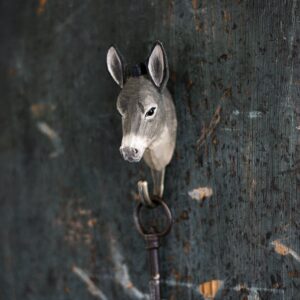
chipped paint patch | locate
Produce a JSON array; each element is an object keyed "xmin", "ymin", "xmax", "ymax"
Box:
[
  {"xmin": 55, "ymin": 198, "xmax": 95, "ymax": 245},
  {"xmin": 232, "ymin": 109, "xmax": 240, "ymax": 116},
  {"xmin": 36, "ymin": 0, "xmax": 47, "ymax": 15},
  {"xmin": 110, "ymin": 238, "xmax": 149, "ymax": 299},
  {"xmin": 72, "ymin": 266, "xmax": 108, "ymax": 300},
  {"xmin": 31, "ymin": 103, "xmax": 56, "ymax": 118},
  {"xmin": 271, "ymin": 240, "xmax": 300, "ymax": 262},
  {"xmin": 188, "ymin": 187, "xmax": 213, "ymax": 202},
  {"xmin": 36, "ymin": 122, "xmax": 64, "ymax": 158},
  {"xmin": 288, "ymin": 270, "xmax": 300, "ymax": 278},
  {"xmin": 296, "ymin": 125, "xmax": 300, "ymax": 130},
  {"xmin": 248, "ymin": 111, "xmax": 263, "ymax": 119},
  {"xmin": 199, "ymin": 280, "xmax": 223, "ymax": 300}
]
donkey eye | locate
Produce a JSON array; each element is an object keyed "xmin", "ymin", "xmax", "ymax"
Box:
[{"xmin": 145, "ymin": 107, "xmax": 156, "ymax": 118}]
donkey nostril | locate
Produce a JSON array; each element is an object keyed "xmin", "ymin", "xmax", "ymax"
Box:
[{"xmin": 120, "ymin": 147, "xmax": 140, "ymax": 162}]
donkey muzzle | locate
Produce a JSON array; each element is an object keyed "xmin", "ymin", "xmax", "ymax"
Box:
[{"xmin": 120, "ymin": 146, "xmax": 142, "ymax": 162}]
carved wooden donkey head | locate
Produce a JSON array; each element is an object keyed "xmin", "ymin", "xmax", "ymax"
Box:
[{"xmin": 106, "ymin": 41, "xmax": 177, "ymax": 199}]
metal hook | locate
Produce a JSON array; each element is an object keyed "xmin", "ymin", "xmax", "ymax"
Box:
[{"xmin": 137, "ymin": 168, "xmax": 166, "ymax": 207}]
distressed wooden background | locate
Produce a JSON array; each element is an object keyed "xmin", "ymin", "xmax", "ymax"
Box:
[{"xmin": 0, "ymin": 0, "xmax": 300, "ymax": 299}]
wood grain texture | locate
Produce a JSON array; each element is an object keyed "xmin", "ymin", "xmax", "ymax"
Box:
[{"xmin": 0, "ymin": 0, "xmax": 299, "ymax": 299}]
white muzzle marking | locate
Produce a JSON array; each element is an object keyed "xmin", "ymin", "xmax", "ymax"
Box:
[
  {"xmin": 121, "ymin": 134, "xmax": 147, "ymax": 152},
  {"xmin": 120, "ymin": 134, "xmax": 148, "ymax": 162}
]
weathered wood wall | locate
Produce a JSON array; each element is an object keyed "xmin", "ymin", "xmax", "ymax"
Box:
[{"xmin": 0, "ymin": 0, "xmax": 300, "ymax": 299}]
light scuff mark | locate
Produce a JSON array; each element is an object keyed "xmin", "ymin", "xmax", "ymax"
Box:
[
  {"xmin": 271, "ymin": 240, "xmax": 300, "ymax": 262},
  {"xmin": 296, "ymin": 125, "xmax": 300, "ymax": 130},
  {"xmin": 162, "ymin": 279, "xmax": 195, "ymax": 290},
  {"xmin": 197, "ymin": 105, "xmax": 221, "ymax": 150},
  {"xmin": 188, "ymin": 187, "xmax": 213, "ymax": 202},
  {"xmin": 230, "ymin": 110, "xmax": 263, "ymax": 119},
  {"xmin": 72, "ymin": 266, "xmax": 108, "ymax": 300},
  {"xmin": 199, "ymin": 280, "xmax": 224, "ymax": 300},
  {"xmin": 110, "ymin": 238, "xmax": 149, "ymax": 299},
  {"xmin": 55, "ymin": 3, "xmax": 89, "ymax": 33},
  {"xmin": 233, "ymin": 283, "xmax": 284, "ymax": 300},
  {"xmin": 36, "ymin": 0, "xmax": 47, "ymax": 15},
  {"xmin": 36, "ymin": 122, "xmax": 64, "ymax": 158},
  {"xmin": 248, "ymin": 111, "xmax": 263, "ymax": 119},
  {"xmin": 232, "ymin": 109, "xmax": 240, "ymax": 116}
]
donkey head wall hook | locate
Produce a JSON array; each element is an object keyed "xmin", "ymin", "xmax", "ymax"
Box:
[{"xmin": 106, "ymin": 41, "xmax": 177, "ymax": 206}]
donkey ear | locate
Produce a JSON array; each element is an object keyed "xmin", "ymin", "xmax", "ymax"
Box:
[
  {"xmin": 106, "ymin": 46, "xmax": 125, "ymax": 88},
  {"xmin": 147, "ymin": 41, "xmax": 169, "ymax": 90}
]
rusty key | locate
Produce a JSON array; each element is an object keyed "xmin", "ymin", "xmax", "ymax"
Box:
[{"xmin": 134, "ymin": 198, "xmax": 173, "ymax": 300}]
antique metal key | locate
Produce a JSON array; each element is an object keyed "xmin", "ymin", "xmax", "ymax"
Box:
[
  {"xmin": 134, "ymin": 198, "xmax": 173, "ymax": 300},
  {"xmin": 145, "ymin": 231, "xmax": 161, "ymax": 299}
]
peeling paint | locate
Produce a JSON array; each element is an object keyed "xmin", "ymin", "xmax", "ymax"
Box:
[
  {"xmin": 36, "ymin": 122, "xmax": 64, "ymax": 158},
  {"xmin": 199, "ymin": 280, "xmax": 223, "ymax": 300},
  {"xmin": 162, "ymin": 278, "xmax": 224, "ymax": 298},
  {"xmin": 271, "ymin": 240, "xmax": 300, "ymax": 262},
  {"xmin": 188, "ymin": 187, "xmax": 213, "ymax": 202},
  {"xmin": 110, "ymin": 238, "xmax": 149, "ymax": 299},
  {"xmin": 72, "ymin": 266, "xmax": 108, "ymax": 300}
]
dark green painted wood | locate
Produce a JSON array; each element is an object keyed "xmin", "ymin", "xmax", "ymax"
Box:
[{"xmin": 0, "ymin": 0, "xmax": 299, "ymax": 299}]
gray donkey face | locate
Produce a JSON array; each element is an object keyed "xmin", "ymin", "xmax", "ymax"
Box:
[{"xmin": 106, "ymin": 42, "xmax": 169, "ymax": 163}]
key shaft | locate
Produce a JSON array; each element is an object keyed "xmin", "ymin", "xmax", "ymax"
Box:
[{"xmin": 145, "ymin": 234, "xmax": 160, "ymax": 300}]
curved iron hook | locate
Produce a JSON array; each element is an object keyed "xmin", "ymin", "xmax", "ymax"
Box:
[{"xmin": 137, "ymin": 168, "xmax": 165, "ymax": 207}]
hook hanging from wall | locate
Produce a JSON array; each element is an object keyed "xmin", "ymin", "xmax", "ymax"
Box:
[
  {"xmin": 137, "ymin": 168, "xmax": 165, "ymax": 206},
  {"xmin": 106, "ymin": 40, "xmax": 177, "ymax": 300},
  {"xmin": 106, "ymin": 40, "xmax": 177, "ymax": 207}
]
